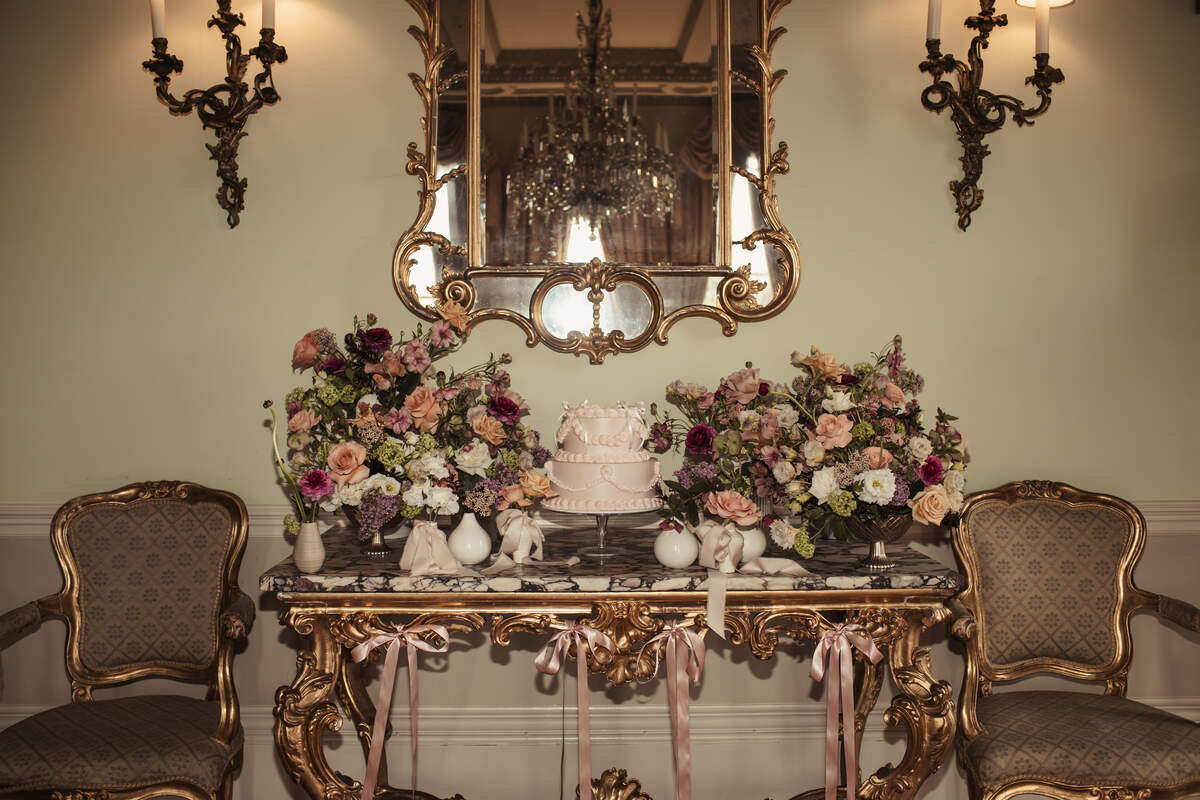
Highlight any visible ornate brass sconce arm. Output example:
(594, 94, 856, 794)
(919, 0, 1064, 230)
(142, 0, 287, 228)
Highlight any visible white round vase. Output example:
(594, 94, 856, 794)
(738, 524, 767, 564)
(294, 521, 325, 573)
(448, 513, 492, 566)
(654, 526, 700, 569)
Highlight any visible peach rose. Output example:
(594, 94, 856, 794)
(864, 446, 893, 469)
(909, 485, 951, 526)
(815, 413, 853, 449)
(287, 409, 320, 433)
(404, 385, 442, 433)
(723, 367, 761, 405)
(291, 331, 320, 370)
(881, 381, 904, 409)
(327, 441, 369, 488)
(471, 411, 506, 445)
(436, 300, 469, 332)
(704, 490, 762, 527)
(497, 484, 532, 510)
(519, 470, 556, 499)
(800, 349, 847, 380)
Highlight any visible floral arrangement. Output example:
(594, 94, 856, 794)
(265, 307, 552, 539)
(650, 336, 968, 558)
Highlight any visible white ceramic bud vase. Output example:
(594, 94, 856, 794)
(294, 521, 325, 573)
(654, 525, 700, 569)
(738, 524, 767, 564)
(448, 512, 492, 566)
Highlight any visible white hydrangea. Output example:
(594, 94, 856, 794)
(810, 467, 838, 503)
(454, 440, 492, 478)
(908, 436, 933, 461)
(855, 469, 896, 505)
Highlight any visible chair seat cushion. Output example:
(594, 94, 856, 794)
(0, 694, 240, 794)
(967, 690, 1200, 788)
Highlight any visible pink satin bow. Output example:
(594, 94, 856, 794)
(534, 623, 616, 800)
(350, 623, 450, 800)
(810, 623, 883, 800)
(641, 622, 706, 800)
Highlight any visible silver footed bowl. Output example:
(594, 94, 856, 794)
(843, 515, 912, 572)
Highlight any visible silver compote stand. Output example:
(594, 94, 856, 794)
(553, 507, 646, 559)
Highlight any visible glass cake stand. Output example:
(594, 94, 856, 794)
(555, 508, 645, 559)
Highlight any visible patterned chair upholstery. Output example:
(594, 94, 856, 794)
(950, 480, 1200, 800)
(0, 481, 252, 800)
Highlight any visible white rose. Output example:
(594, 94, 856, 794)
(803, 439, 826, 467)
(810, 467, 838, 503)
(908, 436, 933, 461)
(855, 469, 896, 506)
(772, 460, 797, 484)
(821, 391, 854, 413)
(943, 470, 965, 494)
(454, 440, 492, 478)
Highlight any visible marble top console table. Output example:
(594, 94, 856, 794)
(261, 519, 964, 800)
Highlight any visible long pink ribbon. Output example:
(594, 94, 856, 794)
(535, 623, 616, 800)
(810, 623, 883, 800)
(350, 623, 450, 800)
(641, 622, 706, 800)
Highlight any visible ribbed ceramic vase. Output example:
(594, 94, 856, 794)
(293, 521, 325, 573)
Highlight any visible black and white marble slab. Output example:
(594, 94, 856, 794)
(259, 511, 962, 594)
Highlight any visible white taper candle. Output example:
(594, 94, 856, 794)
(149, 0, 166, 38)
(1035, 0, 1050, 54)
(263, 0, 276, 30)
(926, 0, 942, 41)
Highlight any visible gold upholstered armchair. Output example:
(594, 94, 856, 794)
(949, 480, 1200, 800)
(0, 481, 253, 800)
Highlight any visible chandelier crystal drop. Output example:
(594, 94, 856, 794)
(505, 0, 677, 227)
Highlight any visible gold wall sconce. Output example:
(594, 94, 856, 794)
(142, 0, 287, 228)
(920, 0, 1071, 230)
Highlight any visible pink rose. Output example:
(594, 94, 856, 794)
(864, 446, 893, 469)
(881, 381, 904, 410)
(722, 368, 761, 405)
(704, 490, 762, 527)
(497, 484, 532, 510)
(404, 385, 442, 433)
(815, 413, 853, 449)
(291, 331, 320, 370)
(287, 409, 320, 433)
(326, 441, 369, 488)
(909, 485, 951, 526)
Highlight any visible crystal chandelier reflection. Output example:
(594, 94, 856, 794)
(506, 0, 677, 227)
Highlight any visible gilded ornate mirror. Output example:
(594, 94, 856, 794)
(394, 0, 798, 363)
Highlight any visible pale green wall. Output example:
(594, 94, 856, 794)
(1, 0, 1197, 504)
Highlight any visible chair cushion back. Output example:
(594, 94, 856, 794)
(64, 498, 234, 672)
(966, 496, 1132, 668)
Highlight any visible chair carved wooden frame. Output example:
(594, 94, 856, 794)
(0, 481, 254, 800)
(948, 480, 1200, 800)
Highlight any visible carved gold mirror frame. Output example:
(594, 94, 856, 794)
(393, 0, 799, 363)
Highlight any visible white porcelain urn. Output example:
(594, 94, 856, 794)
(654, 525, 700, 569)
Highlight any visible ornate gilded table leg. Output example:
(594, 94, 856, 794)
(273, 609, 360, 800)
(859, 607, 956, 800)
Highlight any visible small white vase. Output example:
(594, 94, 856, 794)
(654, 526, 700, 569)
(738, 524, 767, 564)
(447, 512, 492, 566)
(294, 521, 325, 573)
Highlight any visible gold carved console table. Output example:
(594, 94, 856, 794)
(261, 524, 963, 800)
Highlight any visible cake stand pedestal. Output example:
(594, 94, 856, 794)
(555, 508, 644, 559)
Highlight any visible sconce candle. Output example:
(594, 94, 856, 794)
(926, 0, 942, 41)
(149, 0, 166, 38)
(262, 0, 275, 30)
(1034, 0, 1049, 53)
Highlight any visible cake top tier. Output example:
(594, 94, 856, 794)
(556, 402, 650, 454)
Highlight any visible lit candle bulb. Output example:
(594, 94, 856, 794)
(262, 0, 275, 29)
(149, 0, 166, 38)
(1035, 0, 1049, 54)
(926, 0, 942, 41)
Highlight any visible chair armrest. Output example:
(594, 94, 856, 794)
(0, 601, 44, 649)
(1150, 593, 1200, 634)
(220, 588, 256, 641)
(945, 597, 977, 641)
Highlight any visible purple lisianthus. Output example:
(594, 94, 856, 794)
(648, 422, 673, 453)
(684, 424, 717, 456)
(320, 357, 346, 375)
(919, 455, 945, 486)
(488, 395, 522, 425)
(359, 327, 393, 354)
(299, 469, 334, 500)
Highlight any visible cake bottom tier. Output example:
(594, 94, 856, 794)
(543, 459, 662, 513)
